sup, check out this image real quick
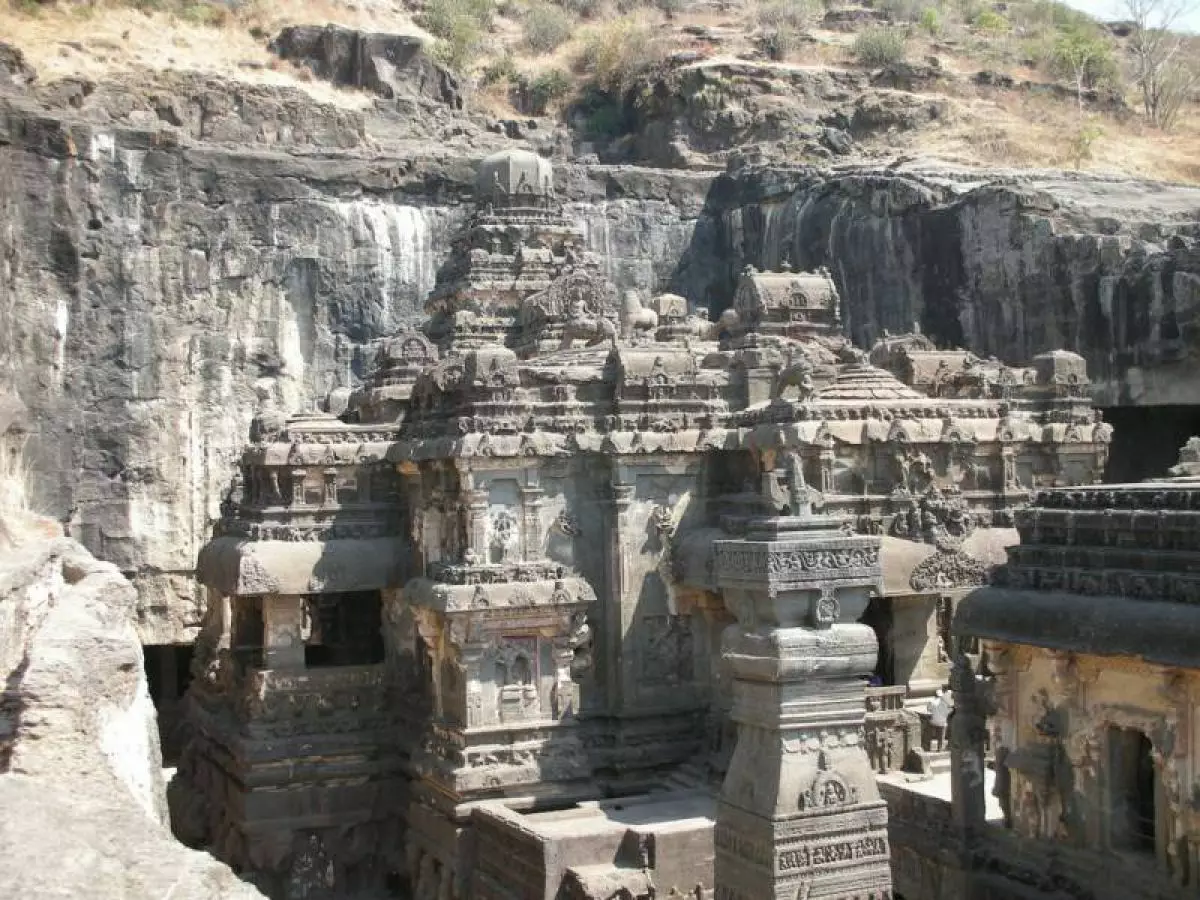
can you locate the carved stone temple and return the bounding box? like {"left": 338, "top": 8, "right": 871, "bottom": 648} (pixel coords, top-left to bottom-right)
{"left": 169, "top": 149, "right": 1113, "bottom": 900}
{"left": 903, "top": 441, "right": 1200, "bottom": 900}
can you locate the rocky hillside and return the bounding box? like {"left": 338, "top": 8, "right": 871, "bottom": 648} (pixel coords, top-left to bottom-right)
{"left": 0, "top": 524, "right": 264, "bottom": 898}
{"left": 0, "top": 0, "right": 1198, "bottom": 643}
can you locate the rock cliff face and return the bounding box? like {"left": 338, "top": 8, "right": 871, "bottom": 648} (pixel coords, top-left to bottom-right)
{"left": 693, "top": 165, "right": 1200, "bottom": 406}
{"left": 3, "top": 51, "right": 1199, "bottom": 642}
{"left": 0, "top": 534, "right": 264, "bottom": 899}
{"left": 0, "top": 69, "right": 714, "bottom": 642}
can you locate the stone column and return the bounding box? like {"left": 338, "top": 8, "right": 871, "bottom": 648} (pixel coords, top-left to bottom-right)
{"left": 520, "top": 484, "right": 544, "bottom": 561}
{"left": 948, "top": 650, "right": 991, "bottom": 836}
{"left": 290, "top": 468, "right": 307, "bottom": 506}
{"left": 602, "top": 479, "right": 635, "bottom": 715}
{"left": 262, "top": 594, "right": 306, "bottom": 670}
{"left": 713, "top": 514, "right": 892, "bottom": 900}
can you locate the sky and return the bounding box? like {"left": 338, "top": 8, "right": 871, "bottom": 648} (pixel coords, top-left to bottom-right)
{"left": 1058, "top": 0, "right": 1200, "bottom": 32}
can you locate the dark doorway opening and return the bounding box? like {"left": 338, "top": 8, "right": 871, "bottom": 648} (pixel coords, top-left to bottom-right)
{"left": 1108, "top": 726, "right": 1156, "bottom": 854}
{"left": 303, "top": 591, "right": 385, "bottom": 668}
{"left": 143, "top": 643, "right": 194, "bottom": 767}
{"left": 1101, "top": 405, "right": 1200, "bottom": 483}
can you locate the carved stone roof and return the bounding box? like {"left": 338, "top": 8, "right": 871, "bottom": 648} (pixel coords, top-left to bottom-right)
{"left": 477, "top": 148, "right": 554, "bottom": 199}
{"left": 958, "top": 480, "right": 1200, "bottom": 661}
{"left": 811, "top": 364, "right": 929, "bottom": 402}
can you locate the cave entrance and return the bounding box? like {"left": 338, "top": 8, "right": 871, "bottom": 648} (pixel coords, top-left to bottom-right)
{"left": 1101, "top": 405, "right": 1200, "bottom": 483}
{"left": 143, "top": 643, "right": 194, "bottom": 767}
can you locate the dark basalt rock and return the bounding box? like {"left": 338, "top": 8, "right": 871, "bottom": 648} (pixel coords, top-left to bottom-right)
{"left": 0, "top": 41, "right": 36, "bottom": 91}
{"left": 269, "top": 24, "right": 463, "bottom": 110}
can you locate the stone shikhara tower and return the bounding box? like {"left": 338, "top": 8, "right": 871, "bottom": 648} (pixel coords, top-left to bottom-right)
{"left": 713, "top": 474, "right": 891, "bottom": 900}
{"left": 172, "top": 147, "right": 1110, "bottom": 900}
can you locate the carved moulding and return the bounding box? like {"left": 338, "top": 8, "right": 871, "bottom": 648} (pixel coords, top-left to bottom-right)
{"left": 798, "top": 751, "right": 861, "bottom": 812}
{"left": 909, "top": 546, "right": 990, "bottom": 592}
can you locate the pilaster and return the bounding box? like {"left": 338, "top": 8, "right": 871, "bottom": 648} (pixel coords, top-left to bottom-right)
{"left": 714, "top": 513, "right": 893, "bottom": 900}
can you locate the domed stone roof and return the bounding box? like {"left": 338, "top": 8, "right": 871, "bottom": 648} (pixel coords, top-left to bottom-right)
{"left": 812, "top": 363, "right": 929, "bottom": 402}
{"left": 477, "top": 148, "right": 554, "bottom": 199}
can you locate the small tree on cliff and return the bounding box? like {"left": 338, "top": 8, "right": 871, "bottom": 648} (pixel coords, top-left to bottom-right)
{"left": 1052, "top": 26, "right": 1117, "bottom": 113}
{"left": 1122, "top": 0, "right": 1200, "bottom": 130}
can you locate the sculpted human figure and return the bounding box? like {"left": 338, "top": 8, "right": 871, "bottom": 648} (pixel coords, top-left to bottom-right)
{"left": 926, "top": 689, "right": 952, "bottom": 751}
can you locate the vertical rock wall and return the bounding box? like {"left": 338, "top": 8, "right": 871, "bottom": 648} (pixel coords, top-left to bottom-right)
{"left": 701, "top": 168, "right": 1200, "bottom": 407}
{"left": 0, "top": 115, "right": 463, "bottom": 642}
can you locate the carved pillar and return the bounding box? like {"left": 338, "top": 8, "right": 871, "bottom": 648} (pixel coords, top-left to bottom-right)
{"left": 602, "top": 479, "right": 635, "bottom": 715}
{"left": 713, "top": 514, "right": 892, "bottom": 900}
{"left": 948, "top": 651, "right": 989, "bottom": 837}
{"left": 520, "top": 485, "right": 544, "bottom": 561}
{"left": 467, "top": 489, "right": 488, "bottom": 559}
{"left": 262, "top": 594, "right": 305, "bottom": 670}
{"left": 290, "top": 468, "right": 306, "bottom": 506}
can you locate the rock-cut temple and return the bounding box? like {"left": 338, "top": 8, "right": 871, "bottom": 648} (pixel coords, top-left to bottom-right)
{"left": 169, "top": 149, "right": 1123, "bottom": 900}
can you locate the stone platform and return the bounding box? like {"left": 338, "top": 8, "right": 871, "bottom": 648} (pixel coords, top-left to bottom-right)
{"left": 472, "top": 789, "right": 715, "bottom": 900}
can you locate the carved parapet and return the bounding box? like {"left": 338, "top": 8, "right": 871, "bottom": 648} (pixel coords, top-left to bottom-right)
{"left": 234, "top": 665, "right": 389, "bottom": 733}
{"left": 404, "top": 573, "right": 594, "bottom": 614}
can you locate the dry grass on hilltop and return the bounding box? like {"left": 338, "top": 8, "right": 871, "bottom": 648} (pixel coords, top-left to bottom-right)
{"left": 2, "top": 0, "right": 1198, "bottom": 183}
{"left": 0, "top": 0, "right": 428, "bottom": 105}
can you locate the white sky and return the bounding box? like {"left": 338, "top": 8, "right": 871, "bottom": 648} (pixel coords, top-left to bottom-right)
{"left": 1058, "top": 0, "right": 1200, "bottom": 32}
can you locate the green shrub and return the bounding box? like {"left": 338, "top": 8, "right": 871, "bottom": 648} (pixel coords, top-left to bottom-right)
{"left": 851, "top": 27, "right": 909, "bottom": 67}
{"left": 1067, "top": 121, "right": 1102, "bottom": 169}
{"left": 177, "top": 2, "right": 230, "bottom": 26}
{"left": 419, "top": 0, "right": 493, "bottom": 72}
{"left": 527, "top": 68, "right": 573, "bottom": 113}
{"left": 524, "top": 3, "right": 574, "bottom": 53}
{"left": 418, "top": 0, "right": 494, "bottom": 41}
{"left": 919, "top": 6, "right": 941, "bottom": 35}
{"left": 972, "top": 7, "right": 1009, "bottom": 34}
{"left": 576, "top": 16, "right": 668, "bottom": 92}
{"left": 481, "top": 53, "right": 520, "bottom": 86}
{"left": 430, "top": 19, "right": 487, "bottom": 72}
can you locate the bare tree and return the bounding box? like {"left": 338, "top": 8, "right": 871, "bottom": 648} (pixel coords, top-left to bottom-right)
{"left": 1121, "top": 0, "right": 1200, "bottom": 130}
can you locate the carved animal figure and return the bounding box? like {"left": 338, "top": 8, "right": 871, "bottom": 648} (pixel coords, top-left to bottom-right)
{"left": 619, "top": 290, "right": 658, "bottom": 342}
{"left": 560, "top": 298, "right": 618, "bottom": 349}
{"left": 707, "top": 308, "right": 740, "bottom": 341}
{"left": 775, "top": 349, "right": 815, "bottom": 401}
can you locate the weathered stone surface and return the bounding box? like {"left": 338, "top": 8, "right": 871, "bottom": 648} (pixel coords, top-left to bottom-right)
{"left": 270, "top": 25, "right": 462, "bottom": 110}
{"left": 3, "top": 56, "right": 1198, "bottom": 650}
{"left": 0, "top": 536, "right": 264, "bottom": 899}
{"left": 0, "top": 41, "right": 35, "bottom": 90}
{"left": 27, "top": 70, "right": 370, "bottom": 149}
{"left": 698, "top": 165, "right": 1200, "bottom": 406}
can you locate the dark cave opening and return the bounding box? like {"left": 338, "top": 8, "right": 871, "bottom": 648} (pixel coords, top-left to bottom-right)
{"left": 1101, "top": 405, "right": 1200, "bottom": 483}
{"left": 143, "top": 643, "right": 194, "bottom": 767}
